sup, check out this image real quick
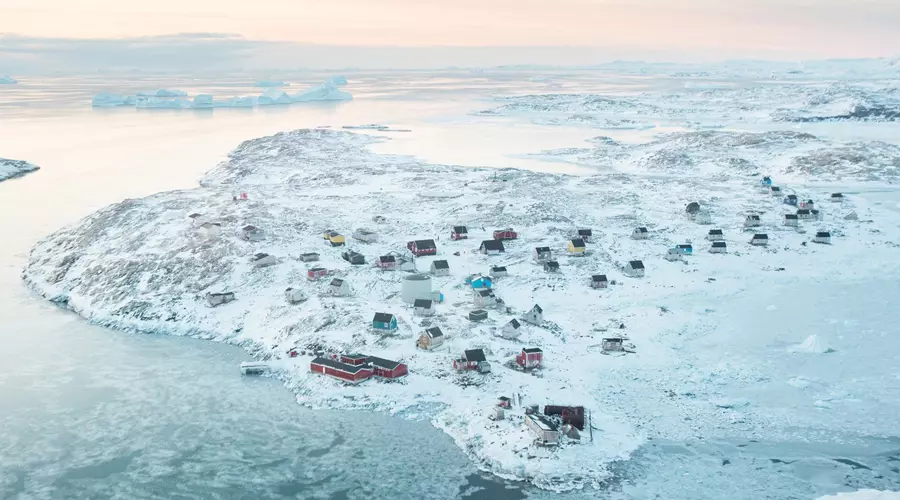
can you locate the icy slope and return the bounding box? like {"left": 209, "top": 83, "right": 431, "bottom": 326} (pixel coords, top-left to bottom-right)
{"left": 0, "top": 157, "right": 39, "bottom": 182}
{"left": 23, "top": 129, "right": 900, "bottom": 491}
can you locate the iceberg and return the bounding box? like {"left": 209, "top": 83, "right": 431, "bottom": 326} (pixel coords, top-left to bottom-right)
{"left": 193, "top": 94, "right": 214, "bottom": 109}
{"left": 0, "top": 157, "right": 39, "bottom": 182}
{"left": 92, "top": 91, "right": 136, "bottom": 107}
{"left": 255, "top": 80, "right": 289, "bottom": 88}
{"left": 291, "top": 77, "right": 352, "bottom": 102}
{"left": 0, "top": 76, "right": 18, "bottom": 85}
{"left": 257, "top": 88, "right": 293, "bottom": 105}
{"left": 135, "top": 96, "right": 193, "bottom": 109}
{"left": 137, "top": 89, "right": 188, "bottom": 97}
{"left": 218, "top": 96, "right": 256, "bottom": 108}
{"left": 791, "top": 334, "right": 834, "bottom": 354}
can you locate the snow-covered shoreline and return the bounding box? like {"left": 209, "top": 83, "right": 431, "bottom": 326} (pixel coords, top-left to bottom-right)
{"left": 22, "top": 128, "right": 900, "bottom": 491}
{"left": 0, "top": 157, "right": 39, "bottom": 182}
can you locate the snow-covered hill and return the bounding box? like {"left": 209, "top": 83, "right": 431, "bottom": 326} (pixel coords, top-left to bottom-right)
{"left": 22, "top": 129, "right": 900, "bottom": 491}
{"left": 0, "top": 157, "right": 39, "bottom": 182}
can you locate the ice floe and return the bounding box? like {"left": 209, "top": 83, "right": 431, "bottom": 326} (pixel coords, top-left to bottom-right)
{"left": 0, "top": 76, "right": 18, "bottom": 85}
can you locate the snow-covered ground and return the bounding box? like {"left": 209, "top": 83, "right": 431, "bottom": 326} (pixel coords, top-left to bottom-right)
{"left": 23, "top": 118, "right": 900, "bottom": 491}
{"left": 0, "top": 157, "right": 39, "bottom": 182}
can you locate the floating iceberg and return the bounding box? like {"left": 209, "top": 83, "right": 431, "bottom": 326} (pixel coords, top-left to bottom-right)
{"left": 255, "top": 80, "right": 289, "bottom": 88}
{"left": 135, "top": 96, "right": 193, "bottom": 109}
{"left": 92, "top": 91, "right": 136, "bottom": 107}
{"left": 0, "top": 76, "right": 17, "bottom": 85}
{"left": 137, "top": 89, "right": 188, "bottom": 97}
{"left": 257, "top": 88, "right": 293, "bottom": 105}
{"left": 218, "top": 96, "right": 256, "bottom": 108}
{"left": 193, "top": 94, "right": 214, "bottom": 109}
{"left": 0, "top": 157, "right": 39, "bottom": 182}
{"left": 291, "top": 77, "right": 352, "bottom": 102}
{"left": 791, "top": 334, "right": 834, "bottom": 354}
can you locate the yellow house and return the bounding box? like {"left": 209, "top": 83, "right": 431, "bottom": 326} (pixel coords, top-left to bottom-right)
{"left": 567, "top": 238, "right": 586, "bottom": 254}
{"left": 324, "top": 230, "right": 345, "bottom": 246}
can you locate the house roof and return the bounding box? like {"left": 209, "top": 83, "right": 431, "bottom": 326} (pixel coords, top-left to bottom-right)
{"left": 432, "top": 260, "right": 449, "bottom": 269}
{"left": 254, "top": 253, "right": 270, "bottom": 259}
{"left": 342, "top": 353, "right": 367, "bottom": 360}
{"left": 747, "top": 215, "right": 760, "bottom": 220}
{"left": 602, "top": 337, "right": 624, "bottom": 342}
{"left": 522, "top": 347, "right": 543, "bottom": 354}
{"left": 507, "top": 319, "right": 521, "bottom": 329}
{"left": 477, "top": 289, "right": 494, "bottom": 297}
{"left": 785, "top": 214, "right": 799, "bottom": 219}
{"left": 200, "top": 222, "right": 221, "bottom": 228}
{"left": 301, "top": 252, "right": 319, "bottom": 256}
{"left": 592, "top": 274, "right": 608, "bottom": 281}
{"left": 330, "top": 278, "right": 344, "bottom": 287}
{"left": 797, "top": 209, "right": 811, "bottom": 215}
{"left": 528, "top": 414, "right": 559, "bottom": 432}
{"left": 686, "top": 202, "right": 701, "bottom": 213}
{"left": 425, "top": 327, "right": 444, "bottom": 338}
{"left": 453, "top": 226, "right": 468, "bottom": 233}
{"left": 577, "top": 228, "right": 592, "bottom": 236}
{"left": 311, "top": 356, "right": 370, "bottom": 374}
{"left": 243, "top": 225, "right": 258, "bottom": 231}
{"left": 373, "top": 312, "right": 395, "bottom": 323}
{"left": 189, "top": 213, "right": 203, "bottom": 218}
{"left": 532, "top": 304, "right": 543, "bottom": 313}
{"left": 469, "top": 309, "right": 488, "bottom": 318}
{"left": 831, "top": 192, "right": 843, "bottom": 197}
{"left": 481, "top": 240, "right": 505, "bottom": 251}
{"left": 677, "top": 244, "right": 692, "bottom": 250}
{"left": 771, "top": 186, "right": 782, "bottom": 191}
{"left": 491, "top": 266, "right": 507, "bottom": 272}
{"left": 629, "top": 260, "right": 644, "bottom": 269}
{"left": 414, "top": 239, "right": 437, "bottom": 249}
{"left": 816, "top": 231, "right": 831, "bottom": 237}
{"left": 753, "top": 233, "right": 768, "bottom": 239}
{"left": 635, "top": 227, "right": 648, "bottom": 232}
{"left": 309, "top": 267, "right": 326, "bottom": 272}
{"left": 786, "top": 194, "right": 798, "bottom": 199}
{"left": 368, "top": 356, "right": 403, "bottom": 370}
{"left": 708, "top": 229, "right": 723, "bottom": 235}
{"left": 326, "top": 230, "right": 341, "bottom": 237}
{"left": 414, "top": 299, "right": 433, "bottom": 309}
{"left": 712, "top": 241, "right": 727, "bottom": 247}
{"left": 464, "top": 349, "right": 486, "bottom": 362}
{"left": 570, "top": 238, "right": 586, "bottom": 248}
{"left": 535, "top": 246, "right": 551, "bottom": 253}
{"left": 498, "top": 396, "right": 511, "bottom": 401}
{"left": 544, "top": 261, "right": 560, "bottom": 269}
{"left": 379, "top": 255, "right": 396, "bottom": 263}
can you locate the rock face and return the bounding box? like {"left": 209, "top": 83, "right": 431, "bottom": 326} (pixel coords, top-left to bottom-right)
{"left": 0, "top": 157, "right": 39, "bottom": 182}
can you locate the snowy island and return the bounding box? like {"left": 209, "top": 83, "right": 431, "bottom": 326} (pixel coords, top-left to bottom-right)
{"left": 0, "top": 157, "right": 39, "bottom": 182}
{"left": 24, "top": 128, "right": 900, "bottom": 491}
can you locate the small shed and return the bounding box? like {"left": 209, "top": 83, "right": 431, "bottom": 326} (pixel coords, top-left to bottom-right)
{"left": 342, "top": 250, "right": 365, "bottom": 265}
{"left": 533, "top": 246, "right": 552, "bottom": 262}
{"left": 426, "top": 260, "right": 448, "bottom": 276}
{"left": 624, "top": 260, "right": 645, "bottom": 278}
{"left": 784, "top": 194, "right": 798, "bottom": 206}
{"left": 451, "top": 226, "right": 468, "bottom": 240}
{"left": 480, "top": 240, "right": 506, "bottom": 255}
{"left": 799, "top": 199, "right": 815, "bottom": 210}
{"left": 324, "top": 231, "right": 345, "bottom": 246}
{"left": 744, "top": 215, "right": 761, "bottom": 227}
{"left": 206, "top": 291, "right": 235, "bottom": 307}
{"left": 473, "top": 289, "right": 497, "bottom": 308}
{"left": 198, "top": 222, "right": 222, "bottom": 238}
{"left": 372, "top": 313, "right": 398, "bottom": 332}
{"left": 498, "top": 396, "right": 512, "bottom": 408}
{"left": 307, "top": 267, "right": 328, "bottom": 280}
{"left": 694, "top": 212, "right": 712, "bottom": 225}
{"left": 252, "top": 253, "right": 277, "bottom": 267}
{"left": 567, "top": 239, "right": 586, "bottom": 255}
{"left": 685, "top": 202, "right": 701, "bottom": 214}
{"left": 493, "top": 228, "right": 518, "bottom": 241}
{"left": 750, "top": 233, "right": 769, "bottom": 246}
{"left": 665, "top": 248, "right": 682, "bottom": 262}
{"left": 710, "top": 241, "right": 727, "bottom": 253}
{"left": 707, "top": 229, "right": 724, "bottom": 241}
{"left": 368, "top": 357, "right": 408, "bottom": 379}
{"left": 632, "top": 227, "right": 649, "bottom": 240}
{"left": 284, "top": 287, "right": 307, "bottom": 304}
{"left": 523, "top": 304, "right": 543, "bottom": 325}
{"left": 469, "top": 309, "right": 488, "bottom": 321}
{"left": 783, "top": 214, "right": 799, "bottom": 226}
{"left": 602, "top": 337, "right": 624, "bottom": 352}
{"left": 770, "top": 186, "right": 782, "bottom": 195}
{"left": 676, "top": 244, "right": 693, "bottom": 255}
{"left": 468, "top": 275, "right": 493, "bottom": 289}
{"left": 299, "top": 252, "right": 320, "bottom": 262}
{"left": 590, "top": 274, "right": 608, "bottom": 289}
{"left": 188, "top": 213, "right": 206, "bottom": 227}
{"left": 516, "top": 347, "right": 543, "bottom": 370}
{"left": 329, "top": 278, "right": 350, "bottom": 297}
{"left": 242, "top": 225, "right": 265, "bottom": 242}
{"left": 414, "top": 299, "right": 435, "bottom": 317}
{"left": 525, "top": 414, "right": 559, "bottom": 446}
{"left": 575, "top": 228, "right": 593, "bottom": 243}
{"left": 377, "top": 255, "right": 397, "bottom": 271}
{"left": 416, "top": 327, "right": 444, "bottom": 350}
{"left": 352, "top": 228, "right": 378, "bottom": 243}
{"left": 490, "top": 266, "right": 508, "bottom": 278}
{"left": 830, "top": 192, "right": 844, "bottom": 202}
{"left": 501, "top": 319, "right": 522, "bottom": 339}
{"left": 543, "top": 261, "right": 560, "bottom": 273}
{"left": 407, "top": 239, "right": 437, "bottom": 257}
{"left": 814, "top": 231, "right": 832, "bottom": 244}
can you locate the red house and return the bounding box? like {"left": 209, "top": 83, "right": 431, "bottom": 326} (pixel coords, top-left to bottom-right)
{"left": 493, "top": 229, "right": 518, "bottom": 241}
{"left": 453, "top": 348, "right": 488, "bottom": 372}
{"left": 307, "top": 267, "right": 328, "bottom": 281}
{"left": 407, "top": 239, "right": 437, "bottom": 257}
{"left": 451, "top": 226, "right": 468, "bottom": 240}
{"left": 310, "top": 357, "right": 373, "bottom": 384}
{"left": 544, "top": 405, "right": 585, "bottom": 430}
{"left": 516, "top": 347, "right": 543, "bottom": 370}
{"left": 368, "top": 356, "right": 408, "bottom": 379}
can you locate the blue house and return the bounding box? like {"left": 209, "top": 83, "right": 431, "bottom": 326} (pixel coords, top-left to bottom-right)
{"left": 676, "top": 244, "right": 693, "bottom": 255}
{"left": 783, "top": 194, "right": 798, "bottom": 206}
{"left": 466, "top": 274, "right": 493, "bottom": 290}
{"left": 759, "top": 176, "right": 772, "bottom": 187}
{"left": 372, "top": 312, "right": 398, "bottom": 332}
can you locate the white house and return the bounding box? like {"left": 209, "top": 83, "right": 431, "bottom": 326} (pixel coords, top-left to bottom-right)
{"left": 830, "top": 193, "right": 844, "bottom": 202}
{"left": 252, "top": 253, "right": 277, "bottom": 267}
{"left": 744, "top": 215, "right": 761, "bottom": 227}
{"left": 709, "top": 241, "right": 727, "bottom": 254}
{"left": 430, "top": 260, "right": 450, "bottom": 276}
{"left": 814, "top": 231, "right": 832, "bottom": 244}
{"left": 490, "top": 266, "right": 508, "bottom": 278}
{"left": 543, "top": 261, "right": 560, "bottom": 273}
{"left": 707, "top": 229, "right": 724, "bottom": 241}
{"left": 329, "top": 278, "right": 351, "bottom": 297}
{"left": 299, "top": 252, "right": 320, "bottom": 262}
{"left": 242, "top": 225, "right": 265, "bottom": 242}
{"left": 783, "top": 214, "right": 799, "bottom": 226}
{"left": 352, "top": 228, "right": 379, "bottom": 243}
{"left": 624, "top": 260, "right": 645, "bottom": 278}
{"left": 188, "top": 213, "right": 206, "bottom": 227}
{"left": 523, "top": 304, "right": 543, "bottom": 325}
{"left": 414, "top": 298, "right": 435, "bottom": 316}
{"left": 533, "top": 246, "right": 552, "bottom": 262}
{"left": 632, "top": 227, "right": 649, "bottom": 240}
{"left": 590, "top": 274, "right": 609, "bottom": 289}
{"left": 198, "top": 222, "right": 222, "bottom": 238}
{"left": 473, "top": 289, "right": 497, "bottom": 308}
{"left": 750, "top": 233, "right": 769, "bottom": 246}
{"left": 501, "top": 319, "right": 522, "bottom": 339}
{"left": 284, "top": 287, "right": 307, "bottom": 304}
{"left": 796, "top": 209, "right": 814, "bottom": 221}
{"left": 480, "top": 240, "right": 505, "bottom": 255}
{"left": 665, "top": 248, "right": 683, "bottom": 262}
{"left": 574, "top": 228, "right": 593, "bottom": 243}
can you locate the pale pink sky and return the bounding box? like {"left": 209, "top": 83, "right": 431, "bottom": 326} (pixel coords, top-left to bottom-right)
{"left": 2, "top": 0, "right": 900, "bottom": 58}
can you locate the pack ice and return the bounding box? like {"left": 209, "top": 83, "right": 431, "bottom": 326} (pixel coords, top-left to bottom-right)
{"left": 0, "top": 157, "right": 39, "bottom": 182}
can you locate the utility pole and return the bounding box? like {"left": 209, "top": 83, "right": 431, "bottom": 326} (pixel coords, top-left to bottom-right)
{"left": 589, "top": 410, "right": 593, "bottom": 442}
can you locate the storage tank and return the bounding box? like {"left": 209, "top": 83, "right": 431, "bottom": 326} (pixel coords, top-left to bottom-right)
{"left": 402, "top": 274, "right": 432, "bottom": 304}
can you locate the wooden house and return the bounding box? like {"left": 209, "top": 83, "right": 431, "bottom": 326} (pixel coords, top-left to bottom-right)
{"left": 480, "top": 240, "right": 505, "bottom": 255}
{"left": 543, "top": 261, "right": 560, "bottom": 273}
{"left": 744, "top": 215, "right": 761, "bottom": 227}
{"left": 493, "top": 228, "right": 518, "bottom": 241}
{"left": 467, "top": 275, "right": 493, "bottom": 289}
{"left": 451, "top": 226, "right": 468, "bottom": 240}
{"left": 430, "top": 260, "right": 450, "bottom": 276}
{"left": 252, "top": 253, "right": 277, "bottom": 267}
{"left": 799, "top": 199, "right": 815, "bottom": 210}
{"left": 770, "top": 186, "right": 782, "bottom": 195}
{"left": 797, "top": 209, "right": 814, "bottom": 220}
{"left": 329, "top": 278, "right": 350, "bottom": 297}
{"left": 407, "top": 239, "right": 437, "bottom": 257}
{"left": 750, "top": 233, "right": 769, "bottom": 246}
{"left": 342, "top": 250, "right": 365, "bottom": 265}
{"left": 372, "top": 313, "right": 398, "bottom": 332}
{"left": 533, "top": 246, "right": 552, "bottom": 262}
{"left": 324, "top": 230, "right": 345, "bottom": 246}
{"left": 525, "top": 414, "right": 559, "bottom": 446}
{"left": 206, "top": 291, "right": 235, "bottom": 307}
{"left": 242, "top": 225, "right": 265, "bottom": 242}
{"left": 501, "top": 319, "right": 522, "bottom": 339}
{"left": 590, "top": 274, "right": 608, "bottom": 289}
{"left": 473, "top": 289, "right": 497, "bottom": 308}
{"left": 416, "top": 327, "right": 445, "bottom": 350}
{"left": 490, "top": 266, "right": 508, "bottom": 278}
{"left": 352, "top": 228, "right": 378, "bottom": 243}
{"left": 814, "top": 231, "right": 832, "bottom": 244}
{"left": 284, "top": 287, "right": 307, "bottom": 304}
{"left": 414, "top": 299, "right": 435, "bottom": 317}
{"left": 523, "top": 304, "right": 543, "bottom": 325}
{"left": 760, "top": 175, "right": 772, "bottom": 187}
{"left": 491, "top": 407, "right": 505, "bottom": 420}
{"left": 707, "top": 229, "right": 724, "bottom": 241}
{"left": 516, "top": 347, "right": 543, "bottom": 370}
{"left": 310, "top": 357, "right": 373, "bottom": 384}
{"left": 830, "top": 193, "right": 844, "bottom": 202}
{"left": 368, "top": 356, "right": 408, "bottom": 379}
{"left": 299, "top": 252, "right": 320, "bottom": 262}
{"left": 665, "top": 248, "right": 682, "bottom": 262}
{"left": 710, "top": 241, "right": 727, "bottom": 253}
{"left": 783, "top": 214, "right": 799, "bottom": 226}
{"left": 575, "top": 228, "right": 593, "bottom": 243}
{"left": 453, "top": 348, "right": 490, "bottom": 373}
{"left": 377, "top": 255, "right": 397, "bottom": 271}
{"left": 624, "top": 260, "right": 645, "bottom": 278}
{"left": 188, "top": 212, "right": 206, "bottom": 227}
{"left": 632, "top": 227, "right": 649, "bottom": 240}
{"left": 307, "top": 267, "right": 328, "bottom": 280}
{"left": 784, "top": 194, "right": 798, "bottom": 206}
{"left": 198, "top": 222, "right": 221, "bottom": 238}
{"left": 567, "top": 238, "right": 586, "bottom": 255}
{"left": 676, "top": 244, "right": 693, "bottom": 255}
{"left": 602, "top": 337, "right": 624, "bottom": 352}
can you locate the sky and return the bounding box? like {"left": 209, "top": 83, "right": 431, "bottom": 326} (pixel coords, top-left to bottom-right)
{"left": 2, "top": 0, "right": 900, "bottom": 71}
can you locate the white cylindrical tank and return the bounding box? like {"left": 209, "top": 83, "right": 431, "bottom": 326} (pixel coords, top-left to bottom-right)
{"left": 402, "top": 274, "right": 432, "bottom": 304}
